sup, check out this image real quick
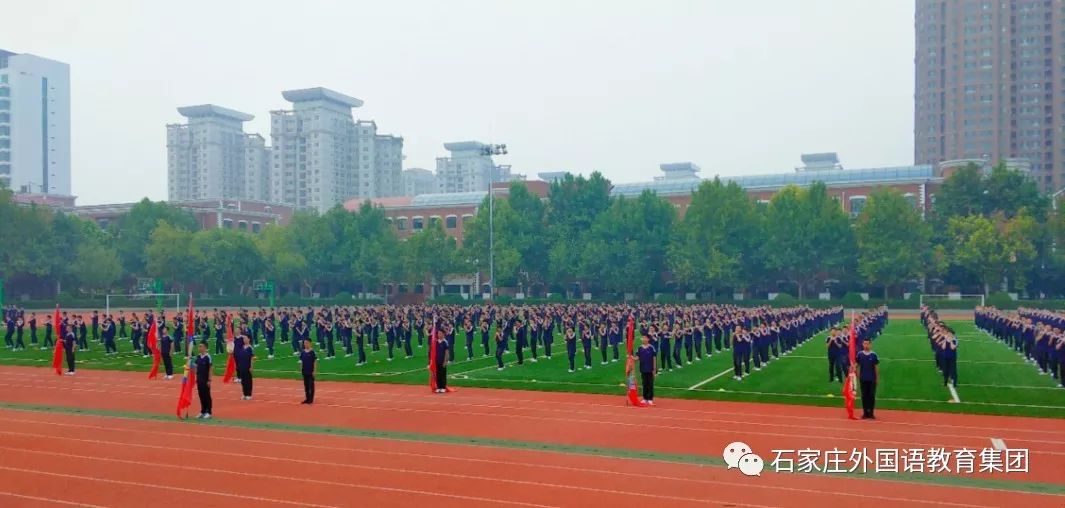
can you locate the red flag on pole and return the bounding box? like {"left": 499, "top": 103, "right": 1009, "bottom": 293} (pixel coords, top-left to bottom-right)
{"left": 146, "top": 321, "right": 161, "bottom": 380}
{"left": 51, "top": 305, "right": 63, "bottom": 376}
{"left": 843, "top": 315, "right": 858, "bottom": 420}
{"left": 176, "top": 294, "right": 196, "bottom": 419}
{"left": 222, "top": 314, "right": 236, "bottom": 384}
{"left": 624, "top": 315, "right": 646, "bottom": 407}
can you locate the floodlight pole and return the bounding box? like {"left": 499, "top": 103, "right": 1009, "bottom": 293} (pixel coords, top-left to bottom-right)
{"left": 481, "top": 143, "right": 507, "bottom": 301}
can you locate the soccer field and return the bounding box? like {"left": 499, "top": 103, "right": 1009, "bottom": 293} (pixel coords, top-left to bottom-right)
{"left": 2, "top": 317, "right": 1063, "bottom": 418}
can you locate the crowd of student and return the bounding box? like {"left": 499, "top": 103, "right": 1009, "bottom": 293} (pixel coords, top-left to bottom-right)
{"left": 920, "top": 306, "right": 959, "bottom": 388}
{"left": 823, "top": 307, "right": 888, "bottom": 383}
{"left": 975, "top": 306, "right": 1065, "bottom": 387}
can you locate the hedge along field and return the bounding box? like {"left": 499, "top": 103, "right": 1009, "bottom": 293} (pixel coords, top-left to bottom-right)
{"left": 2, "top": 316, "right": 1062, "bottom": 419}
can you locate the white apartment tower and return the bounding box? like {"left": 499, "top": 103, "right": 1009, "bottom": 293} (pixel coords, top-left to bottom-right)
{"left": 435, "top": 141, "right": 515, "bottom": 193}
{"left": 402, "top": 167, "right": 437, "bottom": 196}
{"left": 0, "top": 49, "right": 71, "bottom": 196}
{"left": 353, "top": 120, "right": 404, "bottom": 199}
{"left": 166, "top": 105, "right": 264, "bottom": 201}
{"left": 243, "top": 133, "right": 270, "bottom": 201}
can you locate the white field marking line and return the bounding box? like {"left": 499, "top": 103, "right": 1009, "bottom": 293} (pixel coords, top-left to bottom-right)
{"left": 3, "top": 371, "right": 1065, "bottom": 439}
{"left": 990, "top": 438, "right": 1007, "bottom": 450}
{"left": 962, "top": 383, "right": 1064, "bottom": 390}
{"left": 458, "top": 376, "right": 1065, "bottom": 411}
{"left": 0, "top": 426, "right": 1012, "bottom": 507}
{"left": 0, "top": 465, "right": 337, "bottom": 508}
{"left": 12, "top": 384, "right": 1059, "bottom": 455}
{"left": 0, "top": 445, "right": 575, "bottom": 508}
{"left": 0, "top": 491, "right": 105, "bottom": 508}
{"left": 688, "top": 368, "right": 734, "bottom": 390}
{"left": 948, "top": 384, "right": 962, "bottom": 404}
{"left": 781, "top": 355, "right": 1029, "bottom": 365}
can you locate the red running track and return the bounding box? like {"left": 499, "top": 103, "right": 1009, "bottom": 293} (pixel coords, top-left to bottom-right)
{"left": 0, "top": 365, "right": 1061, "bottom": 508}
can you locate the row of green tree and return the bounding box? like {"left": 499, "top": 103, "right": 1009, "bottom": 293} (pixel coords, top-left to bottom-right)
{"left": 0, "top": 161, "right": 1062, "bottom": 300}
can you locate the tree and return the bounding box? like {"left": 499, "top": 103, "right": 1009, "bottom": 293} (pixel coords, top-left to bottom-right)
{"left": 111, "top": 199, "right": 197, "bottom": 276}
{"left": 668, "top": 178, "right": 760, "bottom": 296}
{"left": 145, "top": 222, "right": 202, "bottom": 291}
{"left": 257, "top": 224, "right": 308, "bottom": 297}
{"left": 855, "top": 189, "right": 932, "bottom": 298}
{"left": 947, "top": 212, "right": 1038, "bottom": 295}
{"left": 192, "top": 228, "right": 265, "bottom": 295}
{"left": 404, "top": 223, "right": 459, "bottom": 297}
{"left": 70, "top": 242, "right": 122, "bottom": 295}
{"left": 582, "top": 191, "right": 676, "bottom": 296}
{"left": 544, "top": 172, "right": 612, "bottom": 294}
{"left": 762, "top": 183, "right": 854, "bottom": 298}
{"left": 934, "top": 162, "right": 1048, "bottom": 222}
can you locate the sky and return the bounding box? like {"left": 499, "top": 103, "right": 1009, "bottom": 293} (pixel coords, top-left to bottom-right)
{"left": 4, "top": 0, "right": 915, "bottom": 205}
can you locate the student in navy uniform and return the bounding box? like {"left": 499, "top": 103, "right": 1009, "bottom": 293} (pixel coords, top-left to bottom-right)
{"left": 214, "top": 317, "right": 225, "bottom": 354}
{"left": 42, "top": 316, "right": 54, "bottom": 350}
{"left": 826, "top": 328, "right": 842, "bottom": 383}
{"left": 3, "top": 313, "right": 13, "bottom": 349}
{"left": 637, "top": 334, "right": 657, "bottom": 405}
{"left": 91, "top": 311, "right": 100, "bottom": 343}
{"left": 160, "top": 326, "right": 175, "bottom": 379}
{"left": 300, "top": 339, "right": 317, "bottom": 404}
{"left": 102, "top": 316, "right": 116, "bottom": 354}
{"left": 855, "top": 338, "right": 880, "bottom": 419}
{"left": 195, "top": 342, "right": 213, "bottom": 419}
{"left": 14, "top": 315, "right": 25, "bottom": 350}
{"left": 263, "top": 316, "right": 276, "bottom": 360}
{"left": 78, "top": 316, "right": 88, "bottom": 351}
{"left": 493, "top": 327, "right": 506, "bottom": 370}
{"left": 235, "top": 335, "right": 256, "bottom": 400}
{"left": 293, "top": 319, "right": 309, "bottom": 357}
{"left": 731, "top": 326, "right": 751, "bottom": 380}
{"left": 433, "top": 328, "right": 450, "bottom": 393}
{"left": 564, "top": 326, "right": 578, "bottom": 372}
{"left": 63, "top": 327, "right": 77, "bottom": 375}
{"left": 28, "top": 313, "right": 37, "bottom": 346}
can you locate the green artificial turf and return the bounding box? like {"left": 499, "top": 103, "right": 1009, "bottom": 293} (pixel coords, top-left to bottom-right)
{"left": 2, "top": 319, "right": 1063, "bottom": 418}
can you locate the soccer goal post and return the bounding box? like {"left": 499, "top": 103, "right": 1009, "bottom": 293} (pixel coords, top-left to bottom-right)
{"left": 105, "top": 293, "right": 182, "bottom": 316}
{"left": 918, "top": 293, "right": 985, "bottom": 308}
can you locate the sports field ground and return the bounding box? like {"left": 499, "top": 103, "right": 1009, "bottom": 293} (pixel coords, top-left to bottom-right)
{"left": 2, "top": 316, "right": 1062, "bottom": 419}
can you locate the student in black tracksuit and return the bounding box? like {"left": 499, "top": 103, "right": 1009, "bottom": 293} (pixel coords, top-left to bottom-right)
{"left": 62, "top": 327, "right": 77, "bottom": 374}
{"left": 434, "top": 332, "right": 450, "bottom": 393}
{"left": 195, "top": 342, "right": 213, "bottom": 419}
{"left": 300, "top": 340, "right": 317, "bottom": 404}
{"left": 160, "top": 328, "right": 174, "bottom": 379}
{"left": 855, "top": 339, "right": 880, "bottom": 419}
{"left": 235, "top": 336, "right": 255, "bottom": 400}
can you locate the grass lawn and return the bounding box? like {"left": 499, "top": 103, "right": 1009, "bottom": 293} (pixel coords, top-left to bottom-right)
{"left": 2, "top": 318, "right": 1063, "bottom": 418}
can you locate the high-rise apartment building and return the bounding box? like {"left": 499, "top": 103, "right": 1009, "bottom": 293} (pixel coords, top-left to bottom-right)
{"left": 166, "top": 105, "right": 267, "bottom": 201}
{"left": 402, "top": 167, "right": 437, "bottom": 196}
{"left": 270, "top": 88, "right": 362, "bottom": 212}
{"left": 352, "top": 120, "right": 404, "bottom": 199}
{"left": 435, "top": 141, "right": 518, "bottom": 193}
{"left": 915, "top": 0, "right": 1065, "bottom": 192}
{"left": 0, "top": 49, "right": 71, "bottom": 196}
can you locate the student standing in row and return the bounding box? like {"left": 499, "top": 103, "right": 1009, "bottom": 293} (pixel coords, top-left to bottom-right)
{"left": 161, "top": 326, "right": 174, "bottom": 379}
{"left": 195, "top": 342, "right": 213, "bottom": 419}
{"left": 300, "top": 340, "right": 317, "bottom": 404}
{"left": 235, "top": 335, "right": 255, "bottom": 400}
{"left": 855, "top": 338, "right": 879, "bottom": 419}
{"left": 637, "top": 335, "right": 657, "bottom": 405}
{"left": 63, "top": 326, "right": 77, "bottom": 375}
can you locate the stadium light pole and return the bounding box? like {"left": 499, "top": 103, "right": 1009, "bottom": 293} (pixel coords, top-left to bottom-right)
{"left": 481, "top": 143, "right": 507, "bottom": 300}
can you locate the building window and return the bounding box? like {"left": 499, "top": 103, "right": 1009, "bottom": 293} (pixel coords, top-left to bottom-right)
{"left": 412, "top": 216, "right": 424, "bottom": 230}
{"left": 223, "top": 219, "right": 233, "bottom": 229}
{"left": 251, "top": 222, "right": 261, "bottom": 233}
{"left": 429, "top": 216, "right": 441, "bottom": 228}
{"left": 445, "top": 215, "right": 458, "bottom": 229}
{"left": 238, "top": 220, "right": 248, "bottom": 231}
{"left": 462, "top": 214, "right": 474, "bottom": 224}
{"left": 849, "top": 196, "right": 867, "bottom": 217}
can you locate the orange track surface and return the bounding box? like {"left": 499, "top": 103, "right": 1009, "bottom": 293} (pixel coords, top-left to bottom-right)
{"left": 0, "top": 365, "right": 1061, "bottom": 508}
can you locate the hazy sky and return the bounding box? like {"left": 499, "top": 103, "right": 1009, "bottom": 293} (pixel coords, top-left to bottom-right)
{"left": 5, "top": 0, "right": 915, "bottom": 205}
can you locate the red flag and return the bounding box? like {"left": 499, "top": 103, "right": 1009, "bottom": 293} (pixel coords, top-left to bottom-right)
{"left": 843, "top": 315, "right": 858, "bottom": 420}
{"left": 176, "top": 364, "right": 196, "bottom": 419}
{"left": 146, "top": 321, "right": 161, "bottom": 380}
{"left": 51, "top": 305, "right": 63, "bottom": 376}
{"left": 222, "top": 314, "right": 236, "bottom": 384}
{"left": 624, "top": 316, "right": 646, "bottom": 407}
{"left": 428, "top": 321, "right": 438, "bottom": 392}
